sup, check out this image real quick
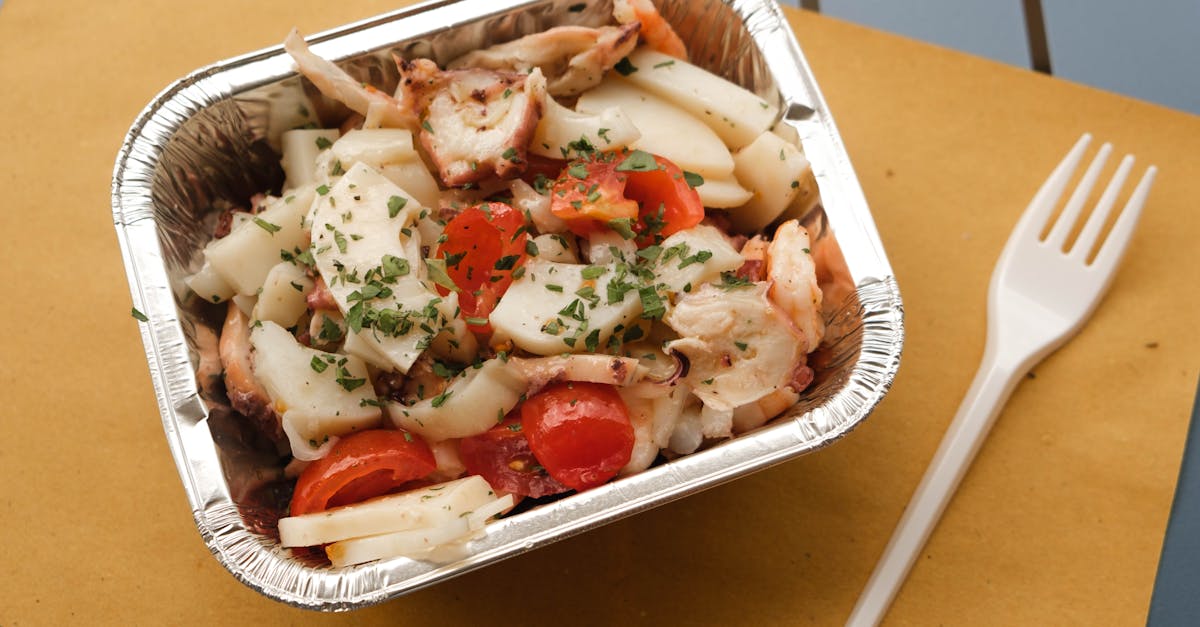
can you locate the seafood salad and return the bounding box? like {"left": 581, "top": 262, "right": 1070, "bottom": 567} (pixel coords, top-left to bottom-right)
{"left": 187, "top": 0, "right": 826, "bottom": 567}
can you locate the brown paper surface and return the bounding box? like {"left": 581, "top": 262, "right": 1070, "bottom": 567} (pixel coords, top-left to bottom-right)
{"left": 1, "top": 1, "right": 1197, "bottom": 624}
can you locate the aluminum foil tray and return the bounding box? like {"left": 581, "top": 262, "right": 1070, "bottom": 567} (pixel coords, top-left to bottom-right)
{"left": 112, "top": 0, "right": 902, "bottom": 610}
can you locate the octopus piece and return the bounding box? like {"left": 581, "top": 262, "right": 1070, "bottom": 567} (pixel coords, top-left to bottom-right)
{"left": 613, "top": 0, "right": 688, "bottom": 59}
{"left": 218, "top": 302, "right": 283, "bottom": 442}
{"left": 283, "top": 29, "right": 417, "bottom": 130}
{"left": 508, "top": 354, "right": 643, "bottom": 394}
{"left": 396, "top": 58, "right": 547, "bottom": 187}
{"left": 664, "top": 282, "right": 807, "bottom": 412}
{"left": 766, "top": 220, "right": 825, "bottom": 353}
{"left": 448, "top": 23, "right": 641, "bottom": 97}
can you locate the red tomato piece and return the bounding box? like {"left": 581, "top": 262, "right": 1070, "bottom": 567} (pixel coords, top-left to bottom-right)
{"left": 520, "top": 382, "right": 634, "bottom": 492}
{"left": 289, "top": 429, "right": 437, "bottom": 516}
{"left": 549, "top": 159, "right": 639, "bottom": 236}
{"left": 623, "top": 154, "right": 705, "bottom": 243}
{"left": 435, "top": 202, "right": 528, "bottom": 334}
{"left": 459, "top": 417, "right": 570, "bottom": 498}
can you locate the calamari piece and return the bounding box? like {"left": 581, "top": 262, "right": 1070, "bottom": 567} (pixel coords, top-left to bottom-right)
{"left": 283, "top": 29, "right": 417, "bottom": 129}
{"left": 448, "top": 24, "right": 640, "bottom": 97}
{"left": 218, "top": 302, "right": 282, "bottom": 441}
{"left": 614, "top": 0, "right": 688, "bottom": 59}
{"left": 405, "top": 65, "right": 547, "bottom": 186}
{"left": 664, "top": 282, "right": 806, "bottom": 412}
{"left": 766, "top": 220, "right": 825, "bottom": 353}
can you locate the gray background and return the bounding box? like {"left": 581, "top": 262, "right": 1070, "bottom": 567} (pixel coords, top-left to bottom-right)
{"left": 781, "top": 0, "right": 1200, "bottom": 115}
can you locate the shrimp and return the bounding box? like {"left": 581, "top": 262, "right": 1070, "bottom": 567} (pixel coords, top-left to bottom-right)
{"left": 283, "top": 29, "right": 417, "bottom": 130}
{"left": 766, "top": 220, "right": 825, "bottom": 354}
{"left": 613, "top": 0, "right": 688, "bottom": 59}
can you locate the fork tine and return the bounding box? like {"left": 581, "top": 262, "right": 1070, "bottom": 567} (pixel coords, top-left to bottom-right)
{"left": 1046, "top": 143, "right": 1112, "bottom": 250}
{"left": 1067, "top": 154, "right": 1133, "bottom": 261}
{"left": 1090, "top": 165, "right": 1157, "bottom": 272}
{"left": 1012, "top": 133, "right": 1092, "bottom": 241}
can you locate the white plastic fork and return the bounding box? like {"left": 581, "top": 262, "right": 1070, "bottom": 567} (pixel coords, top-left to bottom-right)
{"left": 847, "top": 134, "right": 1157, "bottom": 626}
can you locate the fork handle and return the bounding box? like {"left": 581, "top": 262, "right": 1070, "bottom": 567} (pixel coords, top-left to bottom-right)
{"left": 847, "top": 349, "right": 1024, "bottom": 626}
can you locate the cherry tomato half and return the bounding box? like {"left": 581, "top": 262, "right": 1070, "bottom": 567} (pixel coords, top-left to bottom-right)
{"left": 435, "top": 202, "right": 528, "bottom": 334}
{"left": 459, "top": 417, "right": 570, "bottom": 498}
{"left": 549, "top": 153, "right": 703, "bottom": 244}
{"left": 549, "top": 159, "right": 639, "bottom": 236}
{"left": 289, "top": 429, "right": 437, "bottom": 516}
{"left": 521, "top": 382, "right": 634, "bottom": 492}
{"left": 623, "top": 154, "right": 704, "bottom": 243}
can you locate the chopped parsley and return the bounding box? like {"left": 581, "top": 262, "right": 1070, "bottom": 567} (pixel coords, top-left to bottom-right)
{"left": 580, "top": 265, "right": 606, "bottom": 280}
{"left": 614, "top": 57, "right": 638, "bottom": 76}
{"left": 607, "top": 217, "right": 636, "bottom": 239}
{"left": 388, "top": 195, "right": 408, "bottom": 218}
{"left": 131, "top": 307, "right": 149, "bottom": 322}
{"left": 252, "top": 217, "right": 282, "bottom": 234}
{"left": 424, "top": 258, "right": 459, "bottom": 292}
{"left": 615, "top": 149, "right": 657, "bottom": 172}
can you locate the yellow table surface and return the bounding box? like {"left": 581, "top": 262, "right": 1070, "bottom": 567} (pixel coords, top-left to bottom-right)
{"left": 2, "top": 1, "right": 1198, "bottom": 624}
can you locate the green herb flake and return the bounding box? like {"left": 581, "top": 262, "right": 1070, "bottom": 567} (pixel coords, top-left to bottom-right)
{"left": 310, "top": 356, "right": 329, "bottom": 373}
{"left": 131, "top": 307, "right": 149, "bottom": 322}
{"left": 683, "top": 171, "right": 705, "bottom": 188}
{"left": 615, "top": 149, "right": 657, "bottom": 172}
{"left": 421, "top": 120, "right": 434, "bottom": 134}
{"left": 388, "top": 195, "right": 408, "bottom": 218}
{"left": 584, "top": 329, "right": 601, "bottom": 353}
{"left": 567, "top": 163, "right": 590, "bottom": 180}
{"left": 424, "top": 258, "right": 459, "bottom": 292}
{"left": 381, "top": 254, "right": 411, "bottom": 278}
{"left": 735, "top": 341, "right": 748, "bottom": 351}
{"left": 430, "top": 391, "right": 453, "bottom": 408}
{"left": 653, "top": 60, "right": 676, "bottom": 69}
{"left": 580, "top": 265, "right": 606, "bottom": 280}
{"left": 316, "top": 184, "right": 330, "bottom": 196}
{"left": 494, "top": 255, "right": 520, "bottom": 271}
{"left": 318, "top": 315, "right": 343, "bottom": 342}
{"left": 315, "top": 136, "right": 333, "bottom": 150}
{"left": 546, "top": 284, "right": 564, "bottom": 293}
{"left": 614, "top": 57, "right": 638, "bottom": 76}
{"left": 607, "top": 217, "right": 636, "bottom": 240}
{"left": 638, "top": 286, "right": 666, "bottom": 320}
{"left": 502, "top": 147, "right": 520, "bottom": 162}
{"left": 253, "top": 217, "right": 282, "bottom": 234}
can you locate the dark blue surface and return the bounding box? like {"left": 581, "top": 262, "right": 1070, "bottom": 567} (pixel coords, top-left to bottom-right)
{"left": 1148, "top": 377, "right": 1200, "bottom": 625}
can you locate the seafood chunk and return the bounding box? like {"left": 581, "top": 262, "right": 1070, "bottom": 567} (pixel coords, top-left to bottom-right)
{"left": 218, "top": 302, "right": 282, "bottom": 441}
{"left": 614, "top": 0, "right": 688, "bottom": 59}
{"left": 409, "top": 67, "right": 547, "bottom": 186}
{"left": 766, "top": 220, "right": 825, "bottom": 353}
{"left": 283, "top": 30, "right": 416, "bottom": 129}
{"left": 664, "top": 282, "right": 806, "bottom": 412}
{"left": 448, "top": 24, "right": 640, "bottom": 97}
